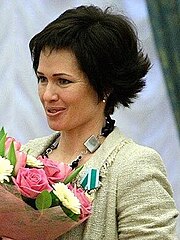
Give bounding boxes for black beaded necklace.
[42,116,115,169]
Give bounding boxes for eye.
[37,75,47,84]
[58,78,72,85]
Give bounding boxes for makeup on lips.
[45,107,66,117]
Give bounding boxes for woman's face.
[37,48,105,133]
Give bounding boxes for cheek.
[71,92,98,115]
[38,86,44,102]
[78,85,98,103]
[82,90,99,107]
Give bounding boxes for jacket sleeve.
[116,146,179,239]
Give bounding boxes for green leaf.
[51,191,60,207]
[7,142,17,174]
[0,127,5,140]
[0,132,7,157]
[35,190,52,210]
[61,205,79,221]
[64,165,84,184]
[26,149,30,154]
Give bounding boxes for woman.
[22,5,178,239]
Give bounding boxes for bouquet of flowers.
[0,127,92,240]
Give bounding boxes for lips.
[45,107,66,116]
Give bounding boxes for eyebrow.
[36,71,72,77]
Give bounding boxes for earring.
[103,93,110,103]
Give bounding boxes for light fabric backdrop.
[0,0,179,236]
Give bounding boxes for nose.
[41,83,59,102]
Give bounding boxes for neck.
[57,116,105,158]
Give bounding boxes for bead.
[70,159,79,168]
[46,148,53,155]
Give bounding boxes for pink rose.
[13,167,52,199]
[14,151,27,176]
[5,137,27,176]
[68,185,92,219]
[5,137,21,151]
[38,156,73,185]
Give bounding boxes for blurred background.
[0,0,179,236]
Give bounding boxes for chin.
[48,122,63,132]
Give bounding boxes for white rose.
[53,182,81,215]
[0,156,13,183]
[26,155,44,168]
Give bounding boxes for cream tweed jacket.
[22,127,179,240]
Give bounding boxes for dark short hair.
[29,5,151,116]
